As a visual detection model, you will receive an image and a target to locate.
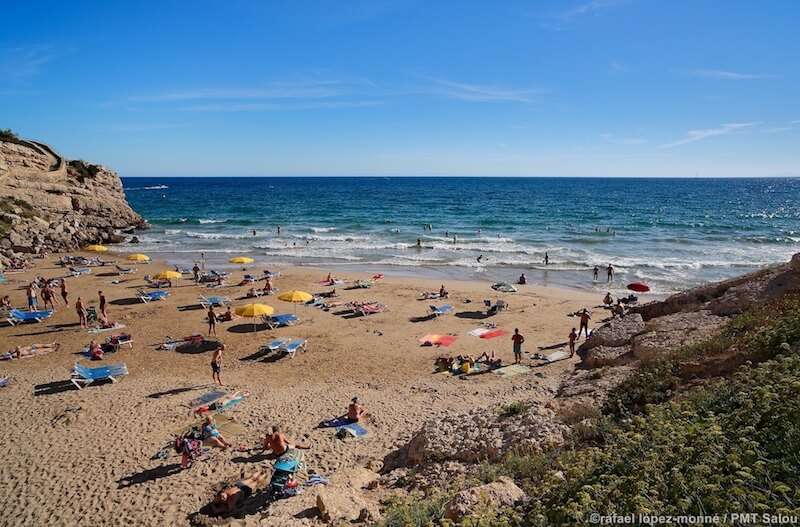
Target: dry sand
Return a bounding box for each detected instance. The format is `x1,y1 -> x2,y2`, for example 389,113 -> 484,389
0,254 -> 599,526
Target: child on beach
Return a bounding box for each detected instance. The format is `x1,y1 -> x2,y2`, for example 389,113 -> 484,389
211,344 -> 224,385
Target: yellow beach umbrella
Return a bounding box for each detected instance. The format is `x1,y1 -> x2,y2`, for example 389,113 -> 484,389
278,290 -> 313,303
85,244 -> 108,253
229,256 -> 255,265
234,303 -> 275,318
235,303 -> 275,331
154,270 -> 181,281
127,253 -> 151,262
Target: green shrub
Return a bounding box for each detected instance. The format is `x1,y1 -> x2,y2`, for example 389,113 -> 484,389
498,401 -> 529,418
0,128 -> 19,142
379,493 -> 453,527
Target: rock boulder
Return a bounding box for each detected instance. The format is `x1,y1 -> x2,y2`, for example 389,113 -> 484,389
445,476 -> 527,522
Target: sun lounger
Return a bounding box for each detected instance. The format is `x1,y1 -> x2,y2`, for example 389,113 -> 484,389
261,313 -> 298,329
199,295 -> 230,308
280,338 -> 307,358
6,308 -> 54,325
115,265 -> 136,274
430,304 -> 454,317
88,322 -> 125,334
69,267 -> 91,276
259,337 -> 291,353
70,361 -> 128,389
138,290 -> 169,303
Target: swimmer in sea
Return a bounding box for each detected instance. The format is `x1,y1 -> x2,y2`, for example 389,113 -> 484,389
477,255 -> 484,263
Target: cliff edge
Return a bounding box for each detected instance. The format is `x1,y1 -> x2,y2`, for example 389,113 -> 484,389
0,132 -> 145,263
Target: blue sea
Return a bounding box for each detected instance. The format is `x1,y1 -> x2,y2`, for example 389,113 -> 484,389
122,177 -> 800,295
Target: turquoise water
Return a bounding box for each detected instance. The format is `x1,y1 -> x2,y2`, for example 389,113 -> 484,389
123,177 -> 800,294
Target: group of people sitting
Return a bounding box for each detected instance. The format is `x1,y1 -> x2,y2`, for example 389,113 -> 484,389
602,292 -> 638,317
87,333 -> 131,360
435,351 -> 502,374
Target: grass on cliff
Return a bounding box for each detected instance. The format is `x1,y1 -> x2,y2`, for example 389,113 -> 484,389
379,295 -> 800,526
0,128 -> 20,143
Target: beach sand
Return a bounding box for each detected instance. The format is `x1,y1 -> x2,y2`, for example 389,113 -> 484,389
0,254 -> 599,526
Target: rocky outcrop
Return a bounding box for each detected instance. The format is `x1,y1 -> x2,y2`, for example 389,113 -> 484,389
445,476 -> 527,522
631,259 -> 800,320
0,136 -> 144,262
577,314 -> 644,367
631,310 -> 726,362
388,401 -> 567,469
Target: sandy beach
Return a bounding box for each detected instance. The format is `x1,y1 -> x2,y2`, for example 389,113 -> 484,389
0,252 -> 602,526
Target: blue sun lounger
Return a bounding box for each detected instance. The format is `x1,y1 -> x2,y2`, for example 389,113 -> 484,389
430,304 -> 454,317
7,308 -> 54,325
279,338 -> 307,358
138,290 -> 169,303
262,313 -> 298,329
71,362 -> 129,389
259,337 -> 291,353
199,295 -> 230,308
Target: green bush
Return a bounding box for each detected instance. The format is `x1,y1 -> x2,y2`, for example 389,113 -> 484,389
498,401 -> 529,418
0,128 -> 19,142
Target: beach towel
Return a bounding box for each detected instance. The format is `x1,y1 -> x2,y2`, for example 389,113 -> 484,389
187,390 -> 227,409
492,364 -> 531,377
468,327 -> 491,337
172,414 -> 245,439
491,282 -> 518,293
480,329 -> 508,339
335,422 -> 368,438
419,334 -> 457,347
531,350 -> 571,365
318,416 -> 352,428
0,377 -> 8,388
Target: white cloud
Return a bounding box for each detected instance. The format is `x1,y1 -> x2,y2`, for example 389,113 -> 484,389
429,78 -> 539,103
534,0 -> 631,29
600,133 -> 646,145
0,45 -> 57,83
686,69 -> 777,80
661,122 -> 757,148
129,81 -> 350,102
182,100 -> 383,112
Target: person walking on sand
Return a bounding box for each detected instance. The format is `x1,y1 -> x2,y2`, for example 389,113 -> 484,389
606,264 -> 614,283
42,284 -> 56,311
578,309 -> 591,338
211,344 -> 224,385
593,266 -> 599,281
60,279 -> 69,305
568,327 -> 578,357
511,328 -> 525,364
192,263 -> 200,283
76,297 -> 88,328
207,306 -> 217,336
98,290 -> 107,321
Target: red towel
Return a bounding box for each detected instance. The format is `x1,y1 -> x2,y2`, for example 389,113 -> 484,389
480,329 -> 508,340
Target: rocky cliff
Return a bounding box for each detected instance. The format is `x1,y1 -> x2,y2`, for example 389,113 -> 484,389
0,135 -> 145,263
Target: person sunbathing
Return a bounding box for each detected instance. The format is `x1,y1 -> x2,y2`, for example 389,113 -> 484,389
262,425 -> 309,456
318,288 -> 337,298
203,416 -> 233,449
216,307 -> 235,322
89,340 -> 103,360
434,356 -> 454,371
211,469 -> 270,514
476,351 -> 502,368
439,285 -> 449,298
3,342 -> 59,360
347,397 -> 366,423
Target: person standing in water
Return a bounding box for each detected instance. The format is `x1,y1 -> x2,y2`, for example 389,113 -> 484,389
277,225 -> 281,235
416,238 -> 422,248
544,252 -> 550,265
606,264 -> 614,283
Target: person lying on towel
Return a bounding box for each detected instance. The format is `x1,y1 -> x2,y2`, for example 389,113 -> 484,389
211,468 -> 269,514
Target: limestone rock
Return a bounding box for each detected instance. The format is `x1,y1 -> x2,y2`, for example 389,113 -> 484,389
631,310 -> 726,361
580,345 -> 632,368
392,402 -> 566,468
581,314 -> 644,351
0,137 -> 145,258
444,476 -> 526,522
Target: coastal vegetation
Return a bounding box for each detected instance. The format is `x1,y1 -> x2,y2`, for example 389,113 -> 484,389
380,295 -> 800,525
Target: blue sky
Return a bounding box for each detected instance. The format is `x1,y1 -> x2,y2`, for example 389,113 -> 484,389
1,0 -> 798,177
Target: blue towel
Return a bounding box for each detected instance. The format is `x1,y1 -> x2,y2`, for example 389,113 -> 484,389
336,422 -> 368,437
319,416 -> 352,428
